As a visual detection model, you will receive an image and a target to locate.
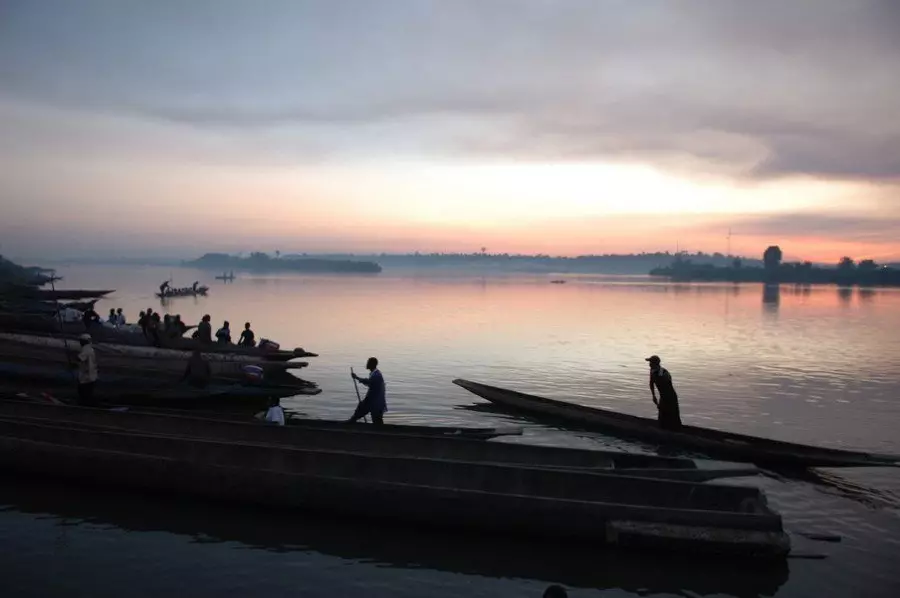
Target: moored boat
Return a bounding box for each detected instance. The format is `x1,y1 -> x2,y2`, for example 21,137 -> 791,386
0,399 -> 758,480
0,287 -> 114,300
0,415 -> 790,557
453,379 -> 900,469
0,333 -> 316,390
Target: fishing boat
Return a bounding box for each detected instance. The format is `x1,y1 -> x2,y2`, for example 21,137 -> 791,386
156,286 -> 209,298
0,399 -> 759,480
454,379 -> 900,469
0,416 -> 790,557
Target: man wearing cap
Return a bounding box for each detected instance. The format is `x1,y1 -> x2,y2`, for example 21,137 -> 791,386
76,333 -> 98,406
646,355 -> 681,430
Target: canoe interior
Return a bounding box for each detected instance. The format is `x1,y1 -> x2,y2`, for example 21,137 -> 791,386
0,400 -> 759,480
453,379 -> 900,468
0,415 -> 779,526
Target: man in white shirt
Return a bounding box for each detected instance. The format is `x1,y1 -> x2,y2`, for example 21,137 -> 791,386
76,333 -> 98,406
256,397 -> 285,426
116,308 -> 126,326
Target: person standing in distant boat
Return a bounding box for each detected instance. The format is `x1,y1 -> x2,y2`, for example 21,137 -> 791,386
75,333 -> 98,406
159,280 -> 170,295
238,322 -> 256,347
646,355 -> 682,430
349,357 -> 387,425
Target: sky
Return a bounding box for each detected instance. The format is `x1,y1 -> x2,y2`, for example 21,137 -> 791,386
1,0 -> 899,262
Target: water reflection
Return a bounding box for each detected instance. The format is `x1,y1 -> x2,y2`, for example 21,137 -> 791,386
858,288 -> 875,303
837,287 -> 853,305
0,477 -> 791,597
763,283 -> 780,315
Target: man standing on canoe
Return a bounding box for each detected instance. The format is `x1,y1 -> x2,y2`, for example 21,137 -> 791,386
349,357 -> 387,425
647,355 -> 682,430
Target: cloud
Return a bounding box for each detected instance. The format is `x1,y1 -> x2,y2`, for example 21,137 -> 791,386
1,1 -> 899,182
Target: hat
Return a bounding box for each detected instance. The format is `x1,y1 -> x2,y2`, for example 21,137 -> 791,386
645,355 -> 660,363
79,333 -> 92,342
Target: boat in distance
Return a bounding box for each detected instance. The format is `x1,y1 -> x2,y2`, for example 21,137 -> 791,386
0,399 -> 759,481
0,415 -> 790,557
453,379 -> 900,469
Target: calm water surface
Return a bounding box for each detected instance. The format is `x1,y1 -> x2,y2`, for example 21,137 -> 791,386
2,265 -> 899,597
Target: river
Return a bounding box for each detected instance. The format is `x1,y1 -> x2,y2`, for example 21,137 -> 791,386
2,265 -> 899,597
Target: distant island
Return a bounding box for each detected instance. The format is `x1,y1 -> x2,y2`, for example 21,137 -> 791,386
184,252 -> 382,274
650,246 -> 900,287
281,251 -> 759,274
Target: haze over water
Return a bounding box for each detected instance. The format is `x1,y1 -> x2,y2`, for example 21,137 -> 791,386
2,265 -> 899,597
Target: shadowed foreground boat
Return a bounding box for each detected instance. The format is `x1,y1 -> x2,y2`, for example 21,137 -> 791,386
0,415 -> 790,558
0,399 -> 758,480
453,379 -> 900,469
0,479 -> 793,597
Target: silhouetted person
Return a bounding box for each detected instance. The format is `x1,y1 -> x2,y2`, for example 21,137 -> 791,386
349,357 -> 387,425
647,355 -> 681,430
180,349 -> 211,388
193,314 -> 213,344
216,320 -> 232,344
543,585 -> 568,598
107,308 -> 117,325
116,308 -> 126,326
171,314 -> 187,337
192,281 -> 199,293
81,305 -> 100,329
74,333 -> 98,406
238,322 -> 256,347
159,280 -> 170,295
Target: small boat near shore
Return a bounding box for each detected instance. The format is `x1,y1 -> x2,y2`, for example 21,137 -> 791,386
0,399 -> 759,480
0,414 -> 790,557
453,379 -> 900,469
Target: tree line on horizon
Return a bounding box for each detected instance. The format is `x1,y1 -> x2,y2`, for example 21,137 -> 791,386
652,245 -> 900,286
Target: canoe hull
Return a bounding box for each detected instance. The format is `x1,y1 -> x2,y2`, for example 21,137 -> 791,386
0,399 -> 758,480
0,418 -> 789,557
454,379 -> 900,469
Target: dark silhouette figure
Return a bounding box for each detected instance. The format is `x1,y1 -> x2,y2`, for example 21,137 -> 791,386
647,355 -> 681,430
238,322 -> 256,347
544,585 -> 568,598
349,357 -> 387,425
193,315 -> 213,344
181,349 -> 211,388
81,305 -> 100,329
216,321 -> 232,344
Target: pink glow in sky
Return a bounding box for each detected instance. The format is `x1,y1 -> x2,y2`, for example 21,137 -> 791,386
1,2 -> 899,262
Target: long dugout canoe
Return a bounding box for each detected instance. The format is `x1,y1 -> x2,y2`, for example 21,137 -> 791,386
0,288 -> 114,300
0,416 -> 790,557
454,379 -> 900,469
0,400 -> 758,481
0,333 -> 317,390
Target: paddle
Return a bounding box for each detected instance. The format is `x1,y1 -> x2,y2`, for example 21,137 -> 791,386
351,366 -> 368,423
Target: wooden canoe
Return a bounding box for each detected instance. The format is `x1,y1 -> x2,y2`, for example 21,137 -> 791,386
0,288 -> 115,300
0,416 -> 790,557
0,399 -> 758,480
453,379 -> 900,469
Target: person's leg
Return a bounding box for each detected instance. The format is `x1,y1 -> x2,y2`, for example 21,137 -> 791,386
371,411 -> 384,425
348,400 -> 372,423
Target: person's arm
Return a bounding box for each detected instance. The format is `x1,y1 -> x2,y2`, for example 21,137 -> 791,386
649,374 -> 659,407
354,375 -> 371,387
